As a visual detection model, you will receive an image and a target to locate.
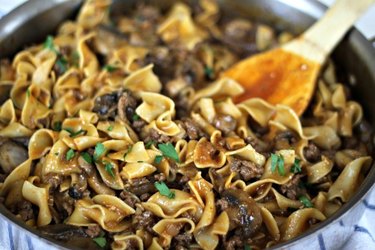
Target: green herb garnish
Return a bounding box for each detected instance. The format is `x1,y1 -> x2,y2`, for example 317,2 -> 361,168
132,114 -> 140,121
104,161 -> 115,178
53,121 -> 62,131
55,57 -> 68,74
64,128 -> 86,137
154,181 -> 175,199
204,66 -> 214,79
93,236 -> 106,248
154,155 -> 163,164
107,125 -> 114,131
81,152 -> 93,164
271,154 -> 278,173
43,35 -> 57,53
299,195 -> 313,208
54,152 -> 59,156
26,88 -> 31,98
123,146 -> 132,159
94,143 -> 106,161
291,158 -> 302,173
158,143 -> 180,163
103,64 -> 118,72
270,153 -> 285,176
72,51 -> 80,67
145,140 -> 156,149
277,155 -> 285,176
66,149 -> 75,161
244,244 -> 252,250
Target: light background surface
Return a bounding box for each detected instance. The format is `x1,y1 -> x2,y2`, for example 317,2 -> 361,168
0,1 -> 374,250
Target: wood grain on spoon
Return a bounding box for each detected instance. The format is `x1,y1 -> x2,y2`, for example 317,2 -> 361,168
223,0 -> 374,116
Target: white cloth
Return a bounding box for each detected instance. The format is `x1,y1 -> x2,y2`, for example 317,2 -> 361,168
0,0 -> 374,249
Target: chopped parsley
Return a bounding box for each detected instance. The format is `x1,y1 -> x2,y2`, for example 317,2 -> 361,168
270,153 -> 285,176
53,121 -> 62,131
132,114 -> 140,121
94,143 -> 106,161
66,149 -> 75,161
55,56 -> 68,74
158,143 -> 180,163
107,125 -> 114,131
103,64 -> 118,72
204,66 -> 214,79
299,195 -> 313,208
244,244 -> 252,250
123,146 -> 132,159
26,88 -> 31,98
81,152 -> 93,164
43,35 -> 57,53
154,181 -> 175,199
93,236 -> 106,248
64,128 -> 86,137
54,152 -> 59,156
145,140 -> 156,149
104,161 -> 115,178
154,155 -> 163,164
43,35 -> 68,74
291,158 -> 302,173
72,51 -> 80,67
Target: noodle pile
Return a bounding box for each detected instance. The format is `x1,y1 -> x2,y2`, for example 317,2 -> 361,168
0,0 -> 373,249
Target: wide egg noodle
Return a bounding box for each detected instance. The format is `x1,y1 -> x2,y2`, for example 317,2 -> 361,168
22,179 -> 52,226
66,194 -> 135,232
328,156 -> 372,202
157,2 -> 208,50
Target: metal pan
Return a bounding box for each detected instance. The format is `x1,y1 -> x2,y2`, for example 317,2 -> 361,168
0,0 -> 374,249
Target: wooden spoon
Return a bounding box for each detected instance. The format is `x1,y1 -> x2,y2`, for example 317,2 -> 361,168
223,0 -> 374,116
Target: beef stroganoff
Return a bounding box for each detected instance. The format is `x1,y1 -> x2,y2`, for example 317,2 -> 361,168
0,0 -> 373,249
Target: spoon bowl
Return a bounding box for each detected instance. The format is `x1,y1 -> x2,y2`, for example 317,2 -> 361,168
223,0 -> 374,115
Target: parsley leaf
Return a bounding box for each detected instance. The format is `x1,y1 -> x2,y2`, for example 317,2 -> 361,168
66,149 -> 75,161
123,146 -> 132,159
132,114 -> 140,121
103,64 -> 118,72
55,56 -> 68,74
270,153 -> 285,176
104,161 -> 115,178
244,244 -> 252,250
43,35 -> 57,53
94,143 -> 106,161
299,195 -> 313,208
204,66 -> 214,79
72,51 -> 80,67
154,155 -> 163,164
81,152 -> 93,164
271,154 -> 278,173
53,121 -> 62,131
277,155 -> 285,176
93,236 -> 106,248
158,143 -> 179,163
155,181 -> 175,199
107,125 -> 114,131
64,128 -> 86,137
145,140 -> 156,149
291,158 -> 302,173
26,88 -> 31,98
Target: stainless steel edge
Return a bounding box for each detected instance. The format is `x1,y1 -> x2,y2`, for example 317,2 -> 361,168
0,0 -> 374,249
0,0 -> 83,57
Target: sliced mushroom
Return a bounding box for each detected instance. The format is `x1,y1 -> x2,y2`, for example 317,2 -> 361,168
0,139 -> 28,174
219,188 -> 263,237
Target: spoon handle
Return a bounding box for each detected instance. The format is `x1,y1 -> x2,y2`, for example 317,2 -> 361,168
283,0 -> 374,63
